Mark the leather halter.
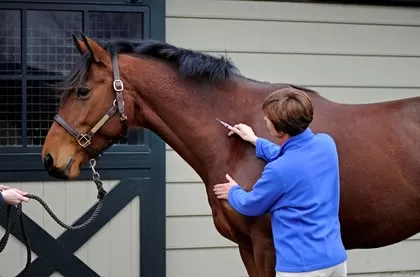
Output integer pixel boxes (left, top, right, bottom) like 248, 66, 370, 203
53, 51, 128, 160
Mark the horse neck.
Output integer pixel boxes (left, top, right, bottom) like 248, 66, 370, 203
128, 71, 283, 185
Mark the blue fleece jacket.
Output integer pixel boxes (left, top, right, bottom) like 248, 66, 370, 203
227, 128, 347, 272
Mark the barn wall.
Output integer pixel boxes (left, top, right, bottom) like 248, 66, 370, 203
165, 1, 420, 276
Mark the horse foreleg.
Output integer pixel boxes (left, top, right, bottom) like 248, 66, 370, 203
238, 243, 260, 277
251, 234, 276, 277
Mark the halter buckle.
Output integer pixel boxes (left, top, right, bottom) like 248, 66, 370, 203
113, 79, 124, 92
77, 134, 91, 148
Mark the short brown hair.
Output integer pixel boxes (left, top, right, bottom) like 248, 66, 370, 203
262, 87, 314, 136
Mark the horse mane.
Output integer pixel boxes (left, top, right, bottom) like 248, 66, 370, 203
57, 38, 317, 105
57, 39, 241, 105
106, 39, 241, 82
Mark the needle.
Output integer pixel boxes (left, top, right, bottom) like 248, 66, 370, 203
216, 118, 234, 130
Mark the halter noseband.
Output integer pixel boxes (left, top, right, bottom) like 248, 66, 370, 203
53, 51, 128, 160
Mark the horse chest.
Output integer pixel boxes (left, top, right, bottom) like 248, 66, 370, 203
210, 200, 254, 243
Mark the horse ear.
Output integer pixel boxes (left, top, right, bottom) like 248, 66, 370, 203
72, 34, 87, 55
79, 32, 110, 65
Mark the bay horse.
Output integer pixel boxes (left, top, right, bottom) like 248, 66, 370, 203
41, 34, 420, 277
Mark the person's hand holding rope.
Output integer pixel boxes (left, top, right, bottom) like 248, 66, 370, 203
0, 185, 29, 206
0, 161, 106, 276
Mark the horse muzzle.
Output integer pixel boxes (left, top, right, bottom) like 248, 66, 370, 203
43, 153, 73, 180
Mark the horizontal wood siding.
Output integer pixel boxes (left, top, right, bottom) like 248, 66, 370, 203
165, 0, 420, 276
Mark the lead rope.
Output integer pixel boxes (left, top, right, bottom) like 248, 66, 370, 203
0, 159, 107, 277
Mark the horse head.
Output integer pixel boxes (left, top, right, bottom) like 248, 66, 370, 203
42, 34, 139, 179
42, 33, 244, 180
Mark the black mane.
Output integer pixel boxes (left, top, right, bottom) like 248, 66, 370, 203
107, 39, 241, 82
57, 39, 240, 104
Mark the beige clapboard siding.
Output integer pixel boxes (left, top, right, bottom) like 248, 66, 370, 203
0, 180, 139, 277
315, 88, 420, 104
166, 182, 210, 216
166, 18, 420, 57
347, 240, 420, 273
166, 0, 420, 26
167, 247, 247, 277
166, 215, 235, 249
199, 52, 420, 88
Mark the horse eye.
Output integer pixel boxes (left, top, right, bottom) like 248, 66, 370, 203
76, 87, 90, 98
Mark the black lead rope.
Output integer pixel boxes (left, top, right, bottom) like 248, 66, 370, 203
0, 159, 107, 277
0, 202, 32, 277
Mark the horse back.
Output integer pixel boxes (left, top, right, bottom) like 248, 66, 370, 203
311, 95, 420, 248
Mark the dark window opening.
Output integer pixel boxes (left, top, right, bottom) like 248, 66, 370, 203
0, 7, 146, 149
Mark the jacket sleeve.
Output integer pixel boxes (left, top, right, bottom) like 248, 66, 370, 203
0, 192, 4, 205
255, 138, 282, 162
227, 163, 284, 216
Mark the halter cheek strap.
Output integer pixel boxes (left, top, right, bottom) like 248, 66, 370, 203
53, 51, 128, 160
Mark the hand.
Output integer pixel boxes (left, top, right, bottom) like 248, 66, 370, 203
0, 185, 10, 191
214, 174, 237, 200
1, 189, 29, 206
228, 123, 258, 145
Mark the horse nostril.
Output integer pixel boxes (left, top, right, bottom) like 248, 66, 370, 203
43, 153, 54, 172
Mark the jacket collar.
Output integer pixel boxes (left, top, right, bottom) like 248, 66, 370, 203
278, 128, 314, 156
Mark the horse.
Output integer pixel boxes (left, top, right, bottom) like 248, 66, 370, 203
41, 33, 420, 277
